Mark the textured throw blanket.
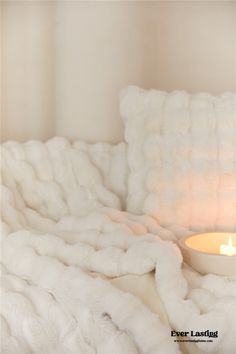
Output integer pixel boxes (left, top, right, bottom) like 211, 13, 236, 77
1, 138, 236, 354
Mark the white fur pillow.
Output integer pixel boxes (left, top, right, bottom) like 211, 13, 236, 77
120, 86, 236, 232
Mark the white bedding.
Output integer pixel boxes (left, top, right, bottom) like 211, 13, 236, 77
1, 138, 236, 354
100, 273, 203, 354
120, 86, 236, 231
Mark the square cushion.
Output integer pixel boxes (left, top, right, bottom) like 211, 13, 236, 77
120, 86, 236, 231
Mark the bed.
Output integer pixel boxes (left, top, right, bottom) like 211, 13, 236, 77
1, 87, 236, 354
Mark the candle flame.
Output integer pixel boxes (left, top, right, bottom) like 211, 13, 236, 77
220, 234, 236, 256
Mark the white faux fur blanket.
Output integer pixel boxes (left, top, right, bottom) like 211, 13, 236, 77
1, 139, 236, 354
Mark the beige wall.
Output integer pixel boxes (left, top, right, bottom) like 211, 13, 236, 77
1, 1, 55, 142
1, 1, 236, 143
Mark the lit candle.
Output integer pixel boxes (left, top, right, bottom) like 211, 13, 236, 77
220, 235, 236, 256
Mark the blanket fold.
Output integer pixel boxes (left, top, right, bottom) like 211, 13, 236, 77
1, 138, 236, 354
